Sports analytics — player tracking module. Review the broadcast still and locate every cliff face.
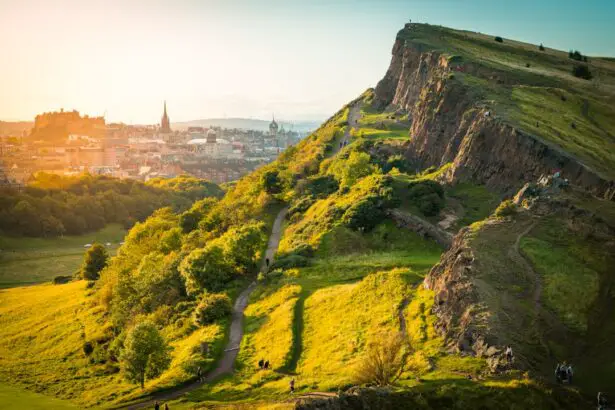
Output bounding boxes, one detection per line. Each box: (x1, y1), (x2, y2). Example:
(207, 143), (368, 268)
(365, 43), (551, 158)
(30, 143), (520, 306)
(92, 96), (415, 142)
(374, 27), (615, 199)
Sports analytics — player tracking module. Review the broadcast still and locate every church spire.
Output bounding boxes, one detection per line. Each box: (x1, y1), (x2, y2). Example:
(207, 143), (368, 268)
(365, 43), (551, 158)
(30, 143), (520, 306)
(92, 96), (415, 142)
(160, 100), (171, 133)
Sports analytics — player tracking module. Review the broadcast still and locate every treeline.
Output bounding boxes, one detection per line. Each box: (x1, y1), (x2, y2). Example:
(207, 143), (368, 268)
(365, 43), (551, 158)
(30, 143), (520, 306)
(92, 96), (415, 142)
(0, 173), (223, 237)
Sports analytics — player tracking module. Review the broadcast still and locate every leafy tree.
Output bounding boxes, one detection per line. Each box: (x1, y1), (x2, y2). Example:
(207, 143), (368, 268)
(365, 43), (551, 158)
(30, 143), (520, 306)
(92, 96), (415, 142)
(342, 196), (384, 232)
(193, 292), (232, 326)
(180, 245), (232, 294)
(494, 36), (503, 43)
(80, 243), (108, 280)
(539, 43), (545, 51)
(328, 151), (379, 188)
(261, 170), (282, 194)
(120, 321), (171, 388)
(218, 222), (266, 275)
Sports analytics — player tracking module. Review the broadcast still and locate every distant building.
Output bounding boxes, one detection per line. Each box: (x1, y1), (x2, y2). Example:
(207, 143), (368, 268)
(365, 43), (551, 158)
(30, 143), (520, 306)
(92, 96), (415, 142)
(160, 101), (172, 134)
(269, 115), (278, 137)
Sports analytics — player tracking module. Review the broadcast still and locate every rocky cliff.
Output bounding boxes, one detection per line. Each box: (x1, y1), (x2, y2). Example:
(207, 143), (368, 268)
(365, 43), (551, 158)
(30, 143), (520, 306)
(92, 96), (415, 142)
(374, 24), (615, 199)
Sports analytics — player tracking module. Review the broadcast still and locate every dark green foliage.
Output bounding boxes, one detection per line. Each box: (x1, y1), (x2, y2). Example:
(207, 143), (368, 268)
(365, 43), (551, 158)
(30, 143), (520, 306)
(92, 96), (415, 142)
(261, 170), (282, 194)
(179, 245), (233, 294)
(539, 43), (545, 51)
(289, 197), (316, 219)
(569, 50), (584, 61)
(80, 243), (108, 281)
(193, 293), (232, 326)
(296, 175), (339, 199)
(83, 341), (94, 356)
(494, 36), (503, 43)
(572, 64), (592, 80)
(52, 275), (72, 285)
(271, 254), (311, 270)
(407, 180), (445, 217)
(342, 196), (385, 232)
(494, 200), (517, 217)
(382, 154), (411, 173)
(0, 174), (221, 238)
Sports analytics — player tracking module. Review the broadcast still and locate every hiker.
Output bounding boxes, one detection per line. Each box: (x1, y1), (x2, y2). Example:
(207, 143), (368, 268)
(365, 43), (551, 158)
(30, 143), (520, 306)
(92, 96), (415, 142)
(164, 404), (169, 410)
(290, 378), (295, 394)
(154, 402), (160, 410)
(598, 392), (608, 410)
(258, 359), (264, 370)
(265, 258), (270, 268)
(555, 363), (562, 383)
(264, 360), (270, 370)
(196, 366), (202, 381)
(566, 363), (574, 384)
(556, 362), (569, 384)
(339, 141), (343, 149)
(505, 345), (514, 364)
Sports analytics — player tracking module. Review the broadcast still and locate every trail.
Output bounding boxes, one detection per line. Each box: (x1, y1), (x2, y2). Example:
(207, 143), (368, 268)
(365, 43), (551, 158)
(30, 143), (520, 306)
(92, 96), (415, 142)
(122, 207), (288, 409)
(331, 103), (361, 155)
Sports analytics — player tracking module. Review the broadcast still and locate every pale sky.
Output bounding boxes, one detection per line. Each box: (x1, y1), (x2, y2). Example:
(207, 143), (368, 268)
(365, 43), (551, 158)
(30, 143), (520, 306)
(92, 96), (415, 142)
(1, 0), (613, 124)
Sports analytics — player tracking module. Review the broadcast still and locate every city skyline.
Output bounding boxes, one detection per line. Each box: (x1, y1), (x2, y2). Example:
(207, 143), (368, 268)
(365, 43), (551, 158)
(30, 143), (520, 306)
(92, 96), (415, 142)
(1, 0), (614, 123)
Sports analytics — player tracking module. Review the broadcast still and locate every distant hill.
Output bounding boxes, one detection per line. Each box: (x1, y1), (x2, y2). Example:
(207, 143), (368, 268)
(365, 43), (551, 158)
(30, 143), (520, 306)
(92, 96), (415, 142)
(172, 118), (323, 132)
(0, 121), (33, 137)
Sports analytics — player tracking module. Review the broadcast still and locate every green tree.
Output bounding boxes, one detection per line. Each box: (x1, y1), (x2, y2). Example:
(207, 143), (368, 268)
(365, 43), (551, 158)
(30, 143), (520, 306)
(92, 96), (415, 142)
(328, 151), (378, 188)
(261, 170), (282, 194)
(219, 222), (266, 275)
(179, 245), (232, 294)
(193, 292), (232, 326)
(120, 321), (171, 388)
(80, 243), (108, 280)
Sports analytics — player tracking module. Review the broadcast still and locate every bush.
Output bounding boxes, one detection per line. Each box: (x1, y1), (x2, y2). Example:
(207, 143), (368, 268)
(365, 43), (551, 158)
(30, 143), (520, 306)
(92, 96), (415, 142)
(572, 64), (592, 80)
(342, 197), (384, 232)
(52, 275), (72, 285)
(569, 50), (584, 61)
(354, 333), (409, 386)
(539, 43), (545, 51)
(494, 200), (517, 217)
(193, 293), (232, 326)
(83, 341), (94, 356)
(80, 243), (108, 281)
(271, 254), (310, 270)
(494, 36), (503, 43)
(407, 180), (445, 217)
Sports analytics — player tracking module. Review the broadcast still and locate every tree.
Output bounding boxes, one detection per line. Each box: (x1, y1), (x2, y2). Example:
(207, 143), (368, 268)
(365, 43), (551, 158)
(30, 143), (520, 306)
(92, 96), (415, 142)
(539, 43), (545, 51)
(572, 64), (592, 80)
(261, 170), (282, 194)
(179, 245), (232, 294)
(193, 292), (232, 326)
(494, 36), (503, 43)
(354, 333), (409, 386)
(80, 243), (108, 280)
(120, 321), (171, 388)
(328, 151), (378, 188)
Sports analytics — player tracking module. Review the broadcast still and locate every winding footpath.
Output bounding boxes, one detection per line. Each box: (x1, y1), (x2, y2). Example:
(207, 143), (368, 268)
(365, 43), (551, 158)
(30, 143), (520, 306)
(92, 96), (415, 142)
(123, 207), (288, 409)
(331, 103), (361, 155)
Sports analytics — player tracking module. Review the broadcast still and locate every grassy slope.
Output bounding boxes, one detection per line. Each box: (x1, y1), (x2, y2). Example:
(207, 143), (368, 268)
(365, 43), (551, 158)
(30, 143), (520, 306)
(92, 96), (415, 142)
(0, 383), (79, 410)
(399, 24), (615, 179)
(0, 224), (126, 288)
(0, 281), (225, 407)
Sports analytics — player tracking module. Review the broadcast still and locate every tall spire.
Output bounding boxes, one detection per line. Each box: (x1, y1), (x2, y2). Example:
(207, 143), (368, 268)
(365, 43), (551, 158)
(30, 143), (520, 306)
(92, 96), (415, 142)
(160, 100), (171, 133)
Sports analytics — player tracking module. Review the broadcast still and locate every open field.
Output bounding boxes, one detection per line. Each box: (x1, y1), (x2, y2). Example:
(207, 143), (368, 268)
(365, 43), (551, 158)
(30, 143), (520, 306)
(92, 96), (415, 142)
(0, 224), (126, 288)
(0, 383), (79, 410)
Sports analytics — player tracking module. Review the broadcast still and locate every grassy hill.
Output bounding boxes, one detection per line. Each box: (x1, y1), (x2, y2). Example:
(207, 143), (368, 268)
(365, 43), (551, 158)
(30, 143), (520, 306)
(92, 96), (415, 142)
(0, 23), (613, 410)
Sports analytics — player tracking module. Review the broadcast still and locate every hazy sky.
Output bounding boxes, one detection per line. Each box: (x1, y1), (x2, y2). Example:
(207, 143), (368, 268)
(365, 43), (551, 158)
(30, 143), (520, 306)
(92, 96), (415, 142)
(1, 0), (613, 124)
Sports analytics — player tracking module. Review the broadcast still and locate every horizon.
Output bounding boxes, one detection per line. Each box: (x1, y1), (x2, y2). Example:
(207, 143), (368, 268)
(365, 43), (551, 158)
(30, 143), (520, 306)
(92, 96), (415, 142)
(1, 0), (614, 124)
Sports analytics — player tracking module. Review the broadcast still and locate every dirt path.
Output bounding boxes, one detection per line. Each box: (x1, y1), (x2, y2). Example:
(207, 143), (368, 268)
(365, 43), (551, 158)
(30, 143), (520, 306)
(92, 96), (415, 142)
(122, 208), (289, 409)
(332, 103), (361, 155)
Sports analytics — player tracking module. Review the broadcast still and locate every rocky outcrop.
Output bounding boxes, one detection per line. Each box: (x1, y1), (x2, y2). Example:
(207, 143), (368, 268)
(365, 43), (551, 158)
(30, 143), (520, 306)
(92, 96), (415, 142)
(374, 24), (615, 199)
(386, 209), (453, 248)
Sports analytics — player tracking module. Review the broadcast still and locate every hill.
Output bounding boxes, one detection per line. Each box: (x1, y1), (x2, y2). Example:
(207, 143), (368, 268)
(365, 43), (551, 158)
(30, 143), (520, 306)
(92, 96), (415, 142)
(0, 22), (613, 410)
(173, 118), (322, 132)
(0, 120), (32, 137)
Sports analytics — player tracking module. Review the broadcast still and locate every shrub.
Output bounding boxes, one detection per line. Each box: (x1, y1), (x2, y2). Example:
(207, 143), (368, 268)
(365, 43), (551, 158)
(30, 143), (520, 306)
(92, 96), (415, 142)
(261, 170), (282, 194)
(270, 254), (310, 270)
(407, 180), (445, 217)
(52, 275), (72, 285)
(342, 197), (384, 232)
(494, 200), (517, 217)
(80, 243), (108, 281)
(539, 43), (545, 51)
(569, 50), (584, 61)
(83, 341), (94, 356)
(193, 293), (232, 326)
(354, 333), (409, 386)
(494, 36), (503, 43)
(572, 64), (592, 80)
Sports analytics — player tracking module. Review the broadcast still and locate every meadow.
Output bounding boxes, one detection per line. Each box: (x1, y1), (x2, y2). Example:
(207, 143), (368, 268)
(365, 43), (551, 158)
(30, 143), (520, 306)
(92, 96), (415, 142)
(0, 223), (126, 288)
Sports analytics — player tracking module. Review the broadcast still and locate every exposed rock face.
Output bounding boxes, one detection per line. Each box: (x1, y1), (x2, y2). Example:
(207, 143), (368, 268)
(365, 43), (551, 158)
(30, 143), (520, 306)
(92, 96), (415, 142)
(374, 25), (615, 199)
(386, 209), (453, 248)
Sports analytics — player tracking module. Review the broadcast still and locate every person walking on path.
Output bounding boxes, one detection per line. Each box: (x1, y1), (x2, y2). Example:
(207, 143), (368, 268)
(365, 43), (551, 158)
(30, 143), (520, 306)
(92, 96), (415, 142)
(196, 366), (202, 381)
(264, 360), (270, 370)
(505, 345), (514, 364)
(258, 359), (264, 370)
(290, 378), (295, 394)
(154, 402), (160, 410)
(164, 404), (169, 410)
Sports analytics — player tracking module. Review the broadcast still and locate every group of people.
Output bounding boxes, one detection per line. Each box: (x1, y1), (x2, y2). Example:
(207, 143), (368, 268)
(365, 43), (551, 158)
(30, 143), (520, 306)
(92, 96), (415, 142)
(257, 359), (271, 370)
(153, 402), (169, 410)
(339, 140), (349, 149)
(554, 362), (574, 384)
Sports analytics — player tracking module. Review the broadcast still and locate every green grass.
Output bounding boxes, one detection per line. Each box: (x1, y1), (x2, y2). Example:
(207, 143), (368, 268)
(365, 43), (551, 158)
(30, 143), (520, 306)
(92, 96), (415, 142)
(0, 383), (79, 410)
(0, 224), (126, 288)
(446, 182), (501, 228)
(0, 281), (226, 408)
